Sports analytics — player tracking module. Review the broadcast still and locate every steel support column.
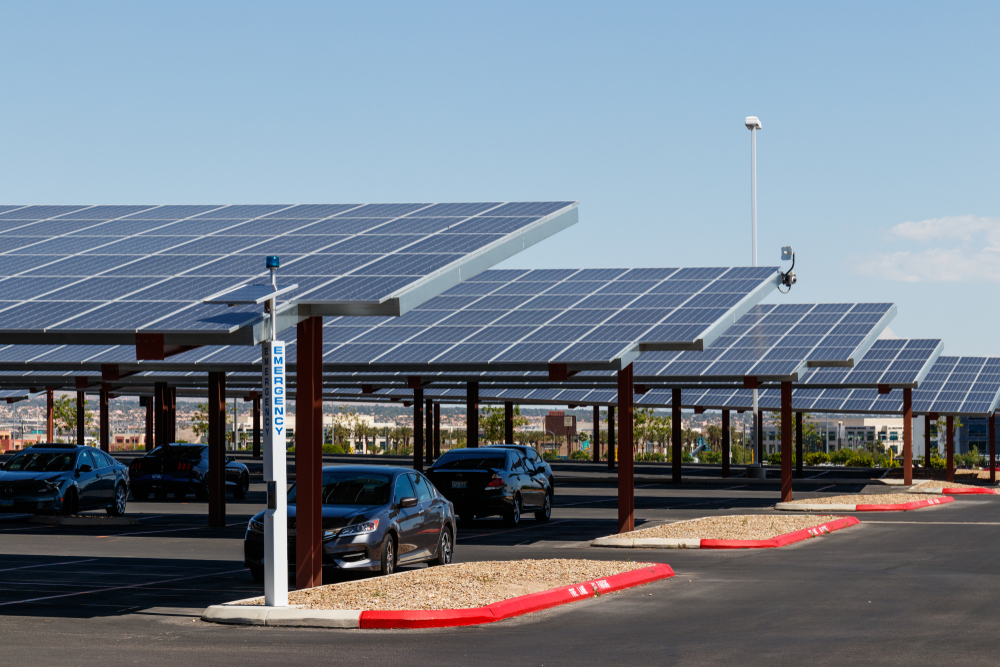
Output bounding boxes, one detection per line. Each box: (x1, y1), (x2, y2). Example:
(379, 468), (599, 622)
(46, 388), (54, 442)
(504, 402), (514, 444)
(903, 388), (913, 486)
(434, 403), (441, 458)
(168, 387), (177, 443)
(593, 405), (601, 464)
(295, 316), (323, 591)
(617, 364), (634, 534)
(207, 371), (226, 528)
(756, 409), (764, 465)
(99, 386), (110, 453)
(607, 406), (615, 470)
(924, 414), (932, 468)
(780, 381), (793, 502)
(946, 415), (954, 483)
(154, 382), (167, 450)
(795, 412), (803, 479)
(76, 391), (86, 446)
(144, 397), (153, 451)
(990, 413), (996, 485)
(721, 409), (730, 478)
(413, 387), (424, 471)
(253, 396), (261, 459)
(671, 388), (682, 484)
(426, 398), (433, 466)
(467, 382), (479, 449)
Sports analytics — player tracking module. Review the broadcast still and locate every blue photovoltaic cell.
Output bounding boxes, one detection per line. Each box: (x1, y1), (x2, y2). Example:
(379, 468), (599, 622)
(631, 302), (894, 381)
(0, 202), (576, 334)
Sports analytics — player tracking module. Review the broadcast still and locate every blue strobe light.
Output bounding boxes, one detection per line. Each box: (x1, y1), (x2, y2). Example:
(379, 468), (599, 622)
(266, 256), (280, 269)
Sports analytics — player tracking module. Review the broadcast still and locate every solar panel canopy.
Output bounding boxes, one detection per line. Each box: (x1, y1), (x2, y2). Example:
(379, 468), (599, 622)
(0, 202), (577, 347)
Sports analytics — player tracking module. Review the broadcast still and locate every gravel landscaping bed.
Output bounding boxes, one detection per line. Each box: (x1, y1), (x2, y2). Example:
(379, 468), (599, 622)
(913, 481), (982, 490)
(606, 515), (839, 541)
(884, 468), (990, 482)
(237, 560), (651, 611)
(783, 493), (941, 505)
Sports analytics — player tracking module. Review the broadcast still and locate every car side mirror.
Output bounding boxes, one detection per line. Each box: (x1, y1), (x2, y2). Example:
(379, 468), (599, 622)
(77, 464), (93, 474)
(399, 497), (418, 509)
(225, 456), (234, 463)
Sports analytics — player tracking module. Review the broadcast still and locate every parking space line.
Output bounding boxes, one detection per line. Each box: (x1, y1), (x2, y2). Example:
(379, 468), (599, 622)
(0, 558), (97, 573)
(99, 521), (246, 537)
(0, 568), (246, 607)
(814, 485), (835, 492)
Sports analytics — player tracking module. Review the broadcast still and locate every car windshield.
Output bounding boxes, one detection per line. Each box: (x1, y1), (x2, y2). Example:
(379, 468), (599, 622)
(2, 451), (76, 473)
(146, 445), (205, 460)
(289, 471), (392, 506)
(431, 451), (506, 470)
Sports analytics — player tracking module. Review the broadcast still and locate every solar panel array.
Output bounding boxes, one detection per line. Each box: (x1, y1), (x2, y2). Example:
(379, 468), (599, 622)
(912, 356), (1000, 415)
(0, 202), (575, 335)
(797, 338), (943, 388)
(629, 302), (895, 381)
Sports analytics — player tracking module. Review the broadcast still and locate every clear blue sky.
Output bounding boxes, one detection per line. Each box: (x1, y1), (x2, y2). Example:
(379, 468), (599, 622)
(2, 2), (998, 354)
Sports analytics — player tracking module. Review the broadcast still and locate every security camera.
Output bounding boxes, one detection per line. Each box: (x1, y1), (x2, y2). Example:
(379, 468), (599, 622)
(745, 116), (762, 130)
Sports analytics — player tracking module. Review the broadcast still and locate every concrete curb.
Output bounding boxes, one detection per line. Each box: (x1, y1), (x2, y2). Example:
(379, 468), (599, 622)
(775, 497), (954, 512)
(591, 517), (860, 550)
(28, 515), (139, 526)
(202, 565), (675, 629)
(908, 487), (999, 496)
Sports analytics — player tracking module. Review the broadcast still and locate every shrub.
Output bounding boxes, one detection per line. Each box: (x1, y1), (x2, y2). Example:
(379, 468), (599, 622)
(569, 450), (590, 460)
(681, 452), (694, 463)
(542, 450), (559, 461)
(700, 450), (722, 464)
(805, 452), (829, 465)
(635, 452), (665, 462)
(845, 452), (875, 468)
(322, 444), (345, 455)
(829, 448), (853, 464)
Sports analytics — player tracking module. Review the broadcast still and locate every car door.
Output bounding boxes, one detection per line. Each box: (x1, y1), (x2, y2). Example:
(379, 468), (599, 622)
(90, 450), (114, 502)
(410, 473), (442, 556)
(74, 450), (101, 508)
(509, 451), (539, 508)
(392, 474), (423, 562)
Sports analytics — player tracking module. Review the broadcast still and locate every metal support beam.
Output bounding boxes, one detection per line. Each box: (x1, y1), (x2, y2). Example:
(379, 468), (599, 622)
(168, 386), (177, 444)
(671, 388), (682, 484)
(593, 405), (601, 464)
(924, 414), (931, 469)
(253, 396), (261, 459)
(903, 388), (913, 486)
(757, 409), (764, 465)
(607, 406), (615, 470)
(504, 401), (514, 444)
(780, 381), (792, 503)
(434, 403), (441, 458)
(208, 371), (226, 528)
(295, 316), (323, 591)
(46, 388), (54, 442)
(425, 398), (433, 466)
(721, 409), (730, 478)
(76, 391), (86, 446)
(990, 413), (996, 485)
(154, 382), (167, 450)
(467, 381), (479, 449)
(946, 415), (954, 483)
(795, 411), (803, 479)
(413, 387), (424, 471)
(617, 363), (634, 534)
(144, 397), (153, 451)
(99, 386), (110, 453)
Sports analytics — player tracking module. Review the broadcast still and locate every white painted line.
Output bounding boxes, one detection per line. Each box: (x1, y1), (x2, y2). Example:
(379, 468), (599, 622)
(0, 558), (97, 573)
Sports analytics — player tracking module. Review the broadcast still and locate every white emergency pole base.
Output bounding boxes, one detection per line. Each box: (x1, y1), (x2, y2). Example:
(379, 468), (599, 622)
(263, 508), (288, 606)
(262, 339), (288, 607)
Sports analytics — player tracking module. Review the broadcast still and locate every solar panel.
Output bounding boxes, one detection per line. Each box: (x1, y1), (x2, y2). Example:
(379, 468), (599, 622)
(797, 338), (943, 388)
(630, 303), (895, 382)
(0, 202), (577, 345)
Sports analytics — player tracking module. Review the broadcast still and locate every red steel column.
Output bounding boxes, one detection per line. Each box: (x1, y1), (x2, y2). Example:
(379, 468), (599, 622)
(144, 396), (153, 450)
(617, 364), (634, 534)
(99, 385), (110, 453)
(946, 415), (954, 483)
(296, 316), (323, 590)
(426, 398), (433, 465)
(433, 403), (441, 457)
(168, 387), (177, 443)
(154, 382), (167, 450)
(504, 402), (514, 444)
(593, 405), (601, 464)
(903, 388), (913, 486)
(208, 371), (227, 527)
(721, 409), (730, 478)
(795, 412), (804, 479)
(76, 390), (86, 446)
(924, 414), (932, 468)
(46, 388), (54, 442)
(989, 413), (996, 484)
(413, 387), (424, 471)
(780, 381), (793, 502)
(607, 406), (615, 470)
(467, 382), (479, 448)
(671, 388), (682, 484)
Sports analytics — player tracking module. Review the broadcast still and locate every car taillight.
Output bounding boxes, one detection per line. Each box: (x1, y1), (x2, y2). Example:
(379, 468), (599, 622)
(176, 462), (192, 472)
(129, 462), (139, 471)
(486, 475), (503, 488)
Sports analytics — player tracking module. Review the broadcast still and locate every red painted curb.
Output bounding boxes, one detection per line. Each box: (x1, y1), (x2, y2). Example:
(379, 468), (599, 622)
(942, 488), (998, 495)
(358, 564), (674, 629)
(700, 516), (860, 549)
(856, 496), (954, 512)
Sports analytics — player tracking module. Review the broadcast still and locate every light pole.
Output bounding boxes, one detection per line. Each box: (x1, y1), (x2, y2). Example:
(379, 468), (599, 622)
(745, 115), (763, 477)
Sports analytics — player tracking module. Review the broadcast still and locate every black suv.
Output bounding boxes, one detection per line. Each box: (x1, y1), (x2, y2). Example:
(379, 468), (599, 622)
(128, 444), (249, 501)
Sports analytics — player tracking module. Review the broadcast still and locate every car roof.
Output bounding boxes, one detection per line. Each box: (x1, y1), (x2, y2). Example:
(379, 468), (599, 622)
(482, 444), (526, 449)
(319, 465), (413, 476)
(24, 443), (85, 451)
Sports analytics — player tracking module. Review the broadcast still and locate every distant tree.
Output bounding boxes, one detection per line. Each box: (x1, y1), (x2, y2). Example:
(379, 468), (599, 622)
(479, 405), (529, 444)
(191, 403), (209, 442)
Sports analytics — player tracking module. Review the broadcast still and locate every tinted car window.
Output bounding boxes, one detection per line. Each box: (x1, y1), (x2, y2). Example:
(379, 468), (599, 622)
(410, 474), (432, 503)
(288, 471), (391, 506)
(528, 449), (542, 465)
(78, 450), (94, 470)
(2, 451), (76, 472)
(431, 449), (507, 470)
(147, 445), (205, 460)
(393, 474), (416, 504)
(92, 451), (111, 468)
(510, 453), (526, 471)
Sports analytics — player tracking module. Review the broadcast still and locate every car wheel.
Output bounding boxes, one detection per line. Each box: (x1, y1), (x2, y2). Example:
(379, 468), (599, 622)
(107, 484), (127, 516)
(172, 489), (187, 501)
(503, 494), (521, 527)
(131, 486), (149, 502)
(195, 481), (209, 501)
(249, 565), (264, 583)
(535, 492), (552, 522)
(234, 473), (248, 500)
(61, 487), (78, 516)
(433, 528), (453, 566)
(379, 534), (397, 576)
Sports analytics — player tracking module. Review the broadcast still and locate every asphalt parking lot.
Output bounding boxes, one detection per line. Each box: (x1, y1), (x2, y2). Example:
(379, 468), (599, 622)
(1, 474), (998, 667)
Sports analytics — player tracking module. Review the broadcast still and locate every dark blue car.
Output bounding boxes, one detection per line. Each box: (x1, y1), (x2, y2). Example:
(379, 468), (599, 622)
(0, 443), (130, 516)
(128, 444), (249, 501)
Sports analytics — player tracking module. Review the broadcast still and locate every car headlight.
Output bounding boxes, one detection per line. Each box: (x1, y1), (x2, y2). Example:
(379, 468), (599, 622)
(336, 519), (379, 537)
(248, 518), (264, 533)
(35, 481), (58, 493)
